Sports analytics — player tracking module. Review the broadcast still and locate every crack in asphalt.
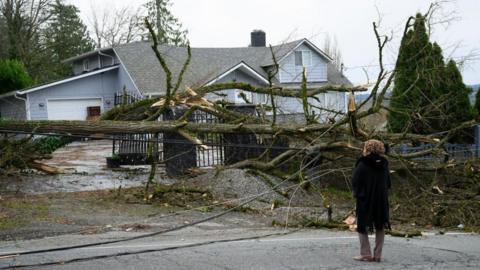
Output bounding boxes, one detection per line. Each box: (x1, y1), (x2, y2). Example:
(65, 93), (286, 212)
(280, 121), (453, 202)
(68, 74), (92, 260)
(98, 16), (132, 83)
(1, 231), (296, 269)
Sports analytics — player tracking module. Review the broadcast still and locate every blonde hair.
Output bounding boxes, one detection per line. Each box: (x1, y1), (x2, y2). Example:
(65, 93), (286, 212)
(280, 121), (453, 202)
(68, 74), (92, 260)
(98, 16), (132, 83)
(363, 139), (385, 156)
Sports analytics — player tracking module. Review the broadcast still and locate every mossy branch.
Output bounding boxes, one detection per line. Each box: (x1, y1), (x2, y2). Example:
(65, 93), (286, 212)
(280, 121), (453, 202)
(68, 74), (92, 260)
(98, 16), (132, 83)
(145, 18), (173, 105)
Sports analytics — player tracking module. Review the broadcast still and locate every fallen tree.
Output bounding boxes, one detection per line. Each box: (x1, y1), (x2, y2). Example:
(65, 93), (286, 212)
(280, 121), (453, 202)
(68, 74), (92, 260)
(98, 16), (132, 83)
(1, 5), (479, 231)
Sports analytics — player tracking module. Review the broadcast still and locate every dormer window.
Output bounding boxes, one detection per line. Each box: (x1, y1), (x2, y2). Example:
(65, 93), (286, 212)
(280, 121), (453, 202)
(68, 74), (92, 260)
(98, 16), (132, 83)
(294, 51), (312, 67)
(83, 59), (90, 71)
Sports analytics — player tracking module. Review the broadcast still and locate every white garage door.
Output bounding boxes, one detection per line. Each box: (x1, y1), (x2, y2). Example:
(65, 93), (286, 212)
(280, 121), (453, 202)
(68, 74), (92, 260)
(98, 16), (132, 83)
(47, 98), (102, 120)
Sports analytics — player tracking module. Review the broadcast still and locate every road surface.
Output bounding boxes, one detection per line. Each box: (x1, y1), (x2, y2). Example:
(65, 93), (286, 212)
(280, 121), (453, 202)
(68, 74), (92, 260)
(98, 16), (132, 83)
(1, 227), (479, 269)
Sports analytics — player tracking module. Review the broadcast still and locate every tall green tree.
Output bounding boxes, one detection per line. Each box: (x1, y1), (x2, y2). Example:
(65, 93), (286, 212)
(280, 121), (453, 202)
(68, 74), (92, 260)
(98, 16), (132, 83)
(441, 60), (474, 123)
(388, 13), (473, 135)
(0, 0), (52, 79)
(44, 0), (94, 77)
(0, 59), (32, 94)
(474, 88), (480, 117)
(144, 0), (188, 46)
(0, 15), (9, 59)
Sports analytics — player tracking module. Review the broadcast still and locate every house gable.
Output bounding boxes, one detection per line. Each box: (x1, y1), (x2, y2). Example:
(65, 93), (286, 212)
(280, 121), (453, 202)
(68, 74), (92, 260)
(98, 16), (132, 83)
(64, 49), (119, 76)
(205, 62), (270, 104)
(205, 62), (269, 86)
(277, 40), (331, 84)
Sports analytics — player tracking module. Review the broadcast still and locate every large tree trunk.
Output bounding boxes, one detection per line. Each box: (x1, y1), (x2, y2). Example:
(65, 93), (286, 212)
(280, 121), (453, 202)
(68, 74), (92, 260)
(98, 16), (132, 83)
(0, 119), (333, 135)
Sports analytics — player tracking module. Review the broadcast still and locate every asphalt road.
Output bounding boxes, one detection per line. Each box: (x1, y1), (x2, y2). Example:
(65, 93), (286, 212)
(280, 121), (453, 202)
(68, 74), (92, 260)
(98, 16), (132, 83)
(1, 228), (479, 270)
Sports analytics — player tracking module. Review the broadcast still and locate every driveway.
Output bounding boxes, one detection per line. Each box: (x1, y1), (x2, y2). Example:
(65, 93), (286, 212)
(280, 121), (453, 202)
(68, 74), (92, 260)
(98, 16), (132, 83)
(0, 140), (171, 194)
(41, 139), (113, 174)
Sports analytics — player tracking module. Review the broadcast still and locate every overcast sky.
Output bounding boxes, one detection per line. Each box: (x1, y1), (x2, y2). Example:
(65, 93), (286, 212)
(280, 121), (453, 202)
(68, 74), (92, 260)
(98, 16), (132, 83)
(67, 0), (480, 85)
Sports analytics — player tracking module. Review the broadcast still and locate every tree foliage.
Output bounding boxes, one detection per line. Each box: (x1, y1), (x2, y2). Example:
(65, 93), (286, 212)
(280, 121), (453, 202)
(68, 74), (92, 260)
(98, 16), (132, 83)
(44, 0), (95, 77)
(441, 60), (474, 124)
(475, 88), (480, 116)
(0, 0), (94, 82)
(143, 0), (188, 46)
(388, 13), (473, 135)
(0, 59), (32, 94)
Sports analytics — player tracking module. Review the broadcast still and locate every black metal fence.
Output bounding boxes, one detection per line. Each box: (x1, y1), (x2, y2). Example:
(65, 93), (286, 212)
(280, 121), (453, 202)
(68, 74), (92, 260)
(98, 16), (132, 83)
(112, 133), (163, 165)
(114, 91), (143, 106)
(110, 105), (290, 176)
(192, 110), (224, 167)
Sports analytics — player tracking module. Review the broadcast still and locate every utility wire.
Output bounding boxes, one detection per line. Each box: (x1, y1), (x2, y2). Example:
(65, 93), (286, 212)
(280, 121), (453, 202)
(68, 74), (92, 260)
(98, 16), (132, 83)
(1, 167), (343, 269)
(0, 152), (330, 259)
(1, 230), (300, 269)
(0, 124), (342, 269)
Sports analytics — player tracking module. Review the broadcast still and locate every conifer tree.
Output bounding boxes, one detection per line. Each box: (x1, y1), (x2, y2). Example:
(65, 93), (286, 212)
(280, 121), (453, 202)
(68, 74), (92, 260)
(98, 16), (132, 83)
(442, 60), (474, 124)
(43, 0), (94, 78)
(388, 13), (473, 135)
(143, 0), (188, 46)
(475, 88), (480, 117)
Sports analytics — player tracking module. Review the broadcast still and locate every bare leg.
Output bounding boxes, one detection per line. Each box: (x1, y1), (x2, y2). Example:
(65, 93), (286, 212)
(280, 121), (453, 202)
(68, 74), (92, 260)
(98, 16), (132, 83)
(374, 229), (385, 260)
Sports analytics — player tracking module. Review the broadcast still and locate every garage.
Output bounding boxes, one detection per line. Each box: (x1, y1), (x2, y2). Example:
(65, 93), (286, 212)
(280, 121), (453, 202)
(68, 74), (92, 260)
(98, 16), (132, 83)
(47, 98), (102, 120)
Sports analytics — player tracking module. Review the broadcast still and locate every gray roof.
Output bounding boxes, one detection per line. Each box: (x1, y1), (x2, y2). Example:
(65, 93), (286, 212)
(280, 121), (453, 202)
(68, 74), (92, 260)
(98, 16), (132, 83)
(113, 39), (351, 96)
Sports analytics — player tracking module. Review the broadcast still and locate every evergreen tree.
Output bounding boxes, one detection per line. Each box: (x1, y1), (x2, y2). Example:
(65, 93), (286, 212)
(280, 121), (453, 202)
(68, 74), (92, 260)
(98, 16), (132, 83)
(0, 0), (53, 82)
(43, 0), (94, 78)
(0, 59), (32, 94)
(0, 15), (9, 59)
(389, 14), (434, 133)
(475, 88), (480, 117)
(442, 60), (474, 124)
(388, 13), (472, 135)
(143, 0), (188, 46)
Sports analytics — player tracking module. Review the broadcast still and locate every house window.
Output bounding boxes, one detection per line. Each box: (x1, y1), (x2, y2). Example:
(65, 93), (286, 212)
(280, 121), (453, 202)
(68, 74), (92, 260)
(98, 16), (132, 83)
(236, 90), (252, 103)
(294, 51), (312, 67)
(83, 59), (89, 71)
(257, 93), (268, 104)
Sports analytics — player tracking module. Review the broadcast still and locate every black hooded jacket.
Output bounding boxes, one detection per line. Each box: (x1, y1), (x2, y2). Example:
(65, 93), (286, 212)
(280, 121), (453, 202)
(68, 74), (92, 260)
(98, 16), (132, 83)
(352, 154), (391, 233)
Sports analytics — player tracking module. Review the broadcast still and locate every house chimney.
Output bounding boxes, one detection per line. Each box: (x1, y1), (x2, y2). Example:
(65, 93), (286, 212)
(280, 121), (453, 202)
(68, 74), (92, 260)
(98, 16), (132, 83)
(251, 30), (266, 47)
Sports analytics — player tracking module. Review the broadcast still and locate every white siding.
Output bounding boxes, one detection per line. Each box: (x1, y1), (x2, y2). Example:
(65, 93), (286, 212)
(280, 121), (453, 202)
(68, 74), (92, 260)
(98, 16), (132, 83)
(205, 69), (267, 104)
(270, 92), (346, 123)
(118, 64), (140, 95)
(278, 43), (328, 83)
(27, 69), (118, 120)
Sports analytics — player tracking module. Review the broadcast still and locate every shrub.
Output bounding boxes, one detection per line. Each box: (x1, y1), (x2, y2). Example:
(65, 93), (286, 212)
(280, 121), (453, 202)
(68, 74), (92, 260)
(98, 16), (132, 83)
(34, 136), (73, 154)
(0, 59), (32, 94)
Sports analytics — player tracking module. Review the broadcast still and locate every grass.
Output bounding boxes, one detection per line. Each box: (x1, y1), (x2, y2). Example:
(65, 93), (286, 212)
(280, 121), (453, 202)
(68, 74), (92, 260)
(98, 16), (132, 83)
(0, 198), (50, 230)
(322, 186), (354, 202)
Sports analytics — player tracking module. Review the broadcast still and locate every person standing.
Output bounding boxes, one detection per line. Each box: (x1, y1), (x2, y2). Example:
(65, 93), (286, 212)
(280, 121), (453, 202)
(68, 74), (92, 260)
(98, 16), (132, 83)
(352, 139), (391, 262)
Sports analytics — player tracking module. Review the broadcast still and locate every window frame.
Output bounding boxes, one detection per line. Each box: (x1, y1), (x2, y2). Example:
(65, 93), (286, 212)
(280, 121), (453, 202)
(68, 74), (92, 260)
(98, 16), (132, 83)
(294, 50), (312, 67)
(83, 59), (90, 71)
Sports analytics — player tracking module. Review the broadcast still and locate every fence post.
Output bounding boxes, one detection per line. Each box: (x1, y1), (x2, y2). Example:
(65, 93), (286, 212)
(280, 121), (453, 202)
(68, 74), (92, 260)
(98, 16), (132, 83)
(223, 104), (261, 165)
(163, 106), (197, 176)
(475, 125), (480, 158)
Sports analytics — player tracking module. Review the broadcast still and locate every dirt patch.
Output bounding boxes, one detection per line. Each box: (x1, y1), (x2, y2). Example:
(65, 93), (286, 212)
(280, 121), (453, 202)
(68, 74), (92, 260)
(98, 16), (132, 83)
(186, 169), (326, 209)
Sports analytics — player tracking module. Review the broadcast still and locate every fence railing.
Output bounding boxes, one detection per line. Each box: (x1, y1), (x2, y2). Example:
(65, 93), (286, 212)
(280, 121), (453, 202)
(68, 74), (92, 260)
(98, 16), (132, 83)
(110, 106), (290, 175)
(114, 91), (143, 106)
(393, 143), (476, 161)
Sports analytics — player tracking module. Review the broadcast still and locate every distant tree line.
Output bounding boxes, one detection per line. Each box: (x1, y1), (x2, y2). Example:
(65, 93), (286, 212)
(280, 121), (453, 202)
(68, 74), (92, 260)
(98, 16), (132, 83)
(0, 0), (188, 94)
